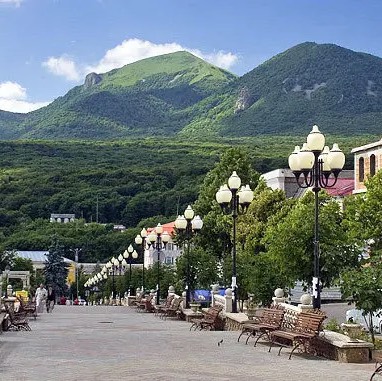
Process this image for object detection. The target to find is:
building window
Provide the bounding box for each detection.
[359,157,365,182]
[370,154,376,177]
[165,257,173,265]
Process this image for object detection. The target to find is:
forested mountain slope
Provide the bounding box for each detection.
[1,43,381,139]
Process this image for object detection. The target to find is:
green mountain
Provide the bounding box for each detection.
[6,51,236,139]
[1,43,382,140]
[184,42,382,137]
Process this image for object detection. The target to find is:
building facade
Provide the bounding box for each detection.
[144,222,182,268]
[261,168,354,199]
[351,138,382,194]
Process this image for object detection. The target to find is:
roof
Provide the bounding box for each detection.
[351,139,382,153]
[324,178,354,197]
[147,221,175,235]
[16,251,74,263]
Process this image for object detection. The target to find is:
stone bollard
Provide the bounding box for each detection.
[181,291,187,309]
[298,293,313,312]
[272,288,287,305]
[225,288,233,313]
[168,285,175,295]
[6,284,13,298]
[211,284,219,307]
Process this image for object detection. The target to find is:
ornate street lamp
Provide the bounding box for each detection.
[288,125,345,309]
[216,171,254,313]
[135,227,148,292]
[148,223,170,305]
[175,205,203,308]
[124,245,138,296]
[3,265,10,298]
[106,257,119,299]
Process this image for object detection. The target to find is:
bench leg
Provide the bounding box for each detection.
[254,332,267,347]
[237,330,246,342]
[370,363,382,381]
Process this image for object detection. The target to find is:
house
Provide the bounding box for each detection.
[351,138,382,194]
[145,222,182,268]
[261,168,354,200]
[50,213,75,223]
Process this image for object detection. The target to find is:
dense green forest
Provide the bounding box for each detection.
[0,134,377,264]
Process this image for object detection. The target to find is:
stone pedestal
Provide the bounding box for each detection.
[127,296,136,306]
[272,288,287,305]
[319,330,373,363]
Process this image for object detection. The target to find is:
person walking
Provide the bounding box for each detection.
[46,286,56,313]
[35,284,47,313]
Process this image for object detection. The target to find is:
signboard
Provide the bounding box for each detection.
[67,262,76,284]
[16,290,29,300]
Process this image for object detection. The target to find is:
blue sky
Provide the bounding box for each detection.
[0,0,381,113]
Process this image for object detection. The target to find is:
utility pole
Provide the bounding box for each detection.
[74,248,81,298]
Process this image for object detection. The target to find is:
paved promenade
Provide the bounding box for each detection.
[0,305,376,381]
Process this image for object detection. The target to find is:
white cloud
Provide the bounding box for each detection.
[202,51,239,71]
[0,81,50,113]
[86,38,239,74]
[42,56,81,81]
[0,0,23,7]
[0,81,26,100]
[0,99,50,113]
[42,38,239,82]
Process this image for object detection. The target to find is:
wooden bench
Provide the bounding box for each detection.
[3,303,31,331]
[16,296,37,320]
[189,305,223,331]
[237,305,285,345]
[136,294,155,313]
[160,297,184,320]
[130,294,144,308]
[268,311,326,359]
[154,294,175,317]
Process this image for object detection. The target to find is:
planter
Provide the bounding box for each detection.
[189,303,200,313]
[341,323,363,339]
[246,308,258,320]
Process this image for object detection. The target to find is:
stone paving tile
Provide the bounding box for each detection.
[0,305,376,381]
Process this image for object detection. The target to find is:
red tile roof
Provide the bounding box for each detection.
[324,178,354,197]
[147,221,176,235]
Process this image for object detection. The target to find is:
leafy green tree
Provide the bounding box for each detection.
[263,191,358,290]
[175,246,218,296]
[341,260,382,346]
[0,249,16,269]
[11,257,35,291]
[343,170,382,257]
[236,184,292,305]
[44,237,69,296]
[193,147,260,285]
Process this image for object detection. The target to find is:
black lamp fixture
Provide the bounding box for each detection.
[124,245,138,296]
[134,227,148,293]
[175,205,203,309]
[147,224,170,305]
[288,125,345,309]
[216,172,254,313]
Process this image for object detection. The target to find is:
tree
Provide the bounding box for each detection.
[44,237,69,296]
[236,184,292,305]
[263,191,359,291]
[193,147,260,287]
[343,170,382,257]
[12,256,36,291]
[341,260,382,346]
[175,246,218,295]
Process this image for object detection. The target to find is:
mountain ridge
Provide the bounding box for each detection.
[1,43,382,140]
